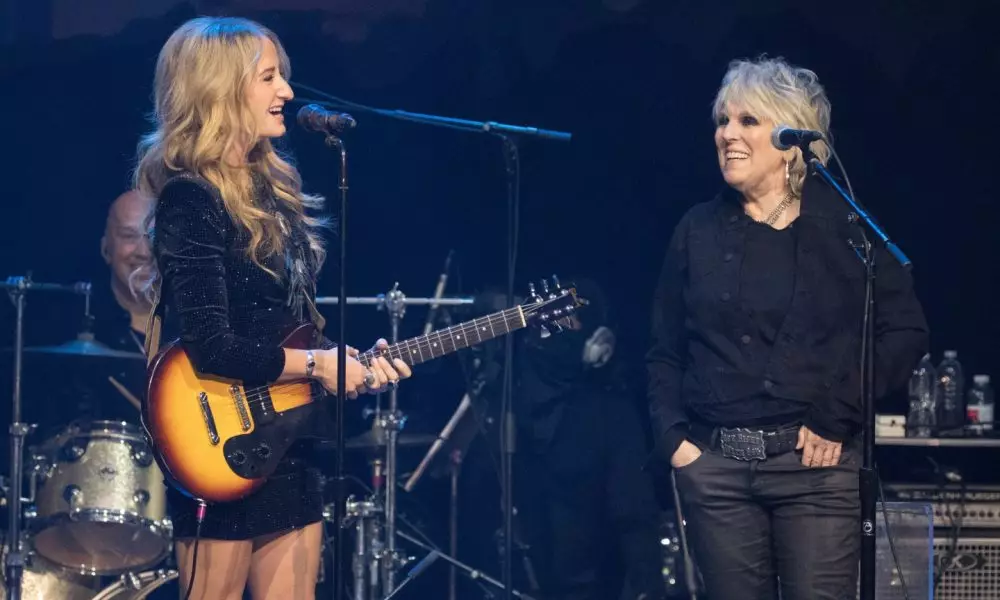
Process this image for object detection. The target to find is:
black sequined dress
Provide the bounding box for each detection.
[153,172,326,540]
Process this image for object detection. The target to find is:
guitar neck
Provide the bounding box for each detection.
[357,305,526,367]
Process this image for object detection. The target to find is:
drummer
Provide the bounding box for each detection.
[95,189,154,353]
[81,189,153,421]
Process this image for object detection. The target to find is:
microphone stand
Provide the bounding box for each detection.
[804,149,911,600]
[324,131,351,600]
[293,83,571,599]
[2,275,91,600]
[499,134,518,600]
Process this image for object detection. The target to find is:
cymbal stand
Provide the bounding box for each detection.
[343,496,381,600]
[315,290,473,598]
[1,275,91,600]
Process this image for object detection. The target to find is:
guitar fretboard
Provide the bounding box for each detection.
[357,306,525,367]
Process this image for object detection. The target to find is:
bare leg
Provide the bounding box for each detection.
[175,537,253,600]
[248,522,324,600]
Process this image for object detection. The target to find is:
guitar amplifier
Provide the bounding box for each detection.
[933,536,1000,600]
[882,484,1000,529]
[880,485,1000,599]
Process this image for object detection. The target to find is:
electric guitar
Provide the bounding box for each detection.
[143,279,583,503]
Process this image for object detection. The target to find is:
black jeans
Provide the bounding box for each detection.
[674,439,860,600]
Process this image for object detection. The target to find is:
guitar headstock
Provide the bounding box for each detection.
[523,275,587,337]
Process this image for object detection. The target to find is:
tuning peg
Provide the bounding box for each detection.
[539,279,550,296]
[551,275,562,291]
[527,282,541,303]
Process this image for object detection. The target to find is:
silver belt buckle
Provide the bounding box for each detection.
[719,427,767,461]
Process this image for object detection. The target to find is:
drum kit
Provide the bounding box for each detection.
[2,273,544,600]
[2,276,177,599]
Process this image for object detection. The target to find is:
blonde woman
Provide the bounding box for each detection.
[646,57,928,599]
[135,17,411,599]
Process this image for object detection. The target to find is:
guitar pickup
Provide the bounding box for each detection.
[198,391,220,445]
[230,384,252,432]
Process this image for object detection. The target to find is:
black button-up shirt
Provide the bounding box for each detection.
[646,174,929,460]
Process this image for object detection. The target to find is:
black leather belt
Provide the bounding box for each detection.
[689,421,801,461]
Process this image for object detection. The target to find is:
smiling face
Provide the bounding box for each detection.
[246,37,293,140]
[714,103,788,198]
[102,190,153,302]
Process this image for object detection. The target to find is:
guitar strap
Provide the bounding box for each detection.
[303,292,327,339]
[143,283,163,366]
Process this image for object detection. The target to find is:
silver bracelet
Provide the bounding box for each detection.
[305,350,316,378]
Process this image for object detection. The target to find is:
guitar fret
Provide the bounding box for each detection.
[344,300,554,370]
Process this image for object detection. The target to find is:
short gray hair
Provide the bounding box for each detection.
[713,56,832,196]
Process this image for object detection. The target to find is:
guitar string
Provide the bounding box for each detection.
[241,308,528,407]
[236,301,557,407]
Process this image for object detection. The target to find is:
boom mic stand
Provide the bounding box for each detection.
[2,275,92,600]
[799,144,911,600]
[292,81,571,600]
[316,289,473,597]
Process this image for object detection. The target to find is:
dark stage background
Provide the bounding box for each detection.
[1,0,997,597]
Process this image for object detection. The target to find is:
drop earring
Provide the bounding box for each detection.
[785,160,791,187]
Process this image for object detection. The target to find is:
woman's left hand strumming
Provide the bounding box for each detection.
[796,425,842,468]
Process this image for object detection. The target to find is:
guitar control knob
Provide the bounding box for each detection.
[255,444,271,460]
[229,450,247,466]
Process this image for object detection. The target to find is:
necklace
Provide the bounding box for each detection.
[750,191,796,226]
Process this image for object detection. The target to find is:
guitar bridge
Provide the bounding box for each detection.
[230,384,252,432]
[198,391,220,445]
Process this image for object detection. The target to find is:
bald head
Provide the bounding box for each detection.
[102,190,153,304]
[105,190,152,234]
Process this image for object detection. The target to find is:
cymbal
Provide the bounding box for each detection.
[19,338,144,361]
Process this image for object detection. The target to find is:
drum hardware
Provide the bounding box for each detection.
[396,530,536,600]
[2,274,93,600]
[341,496,382,600]
[90,568,179,600]
[316,285,474,596]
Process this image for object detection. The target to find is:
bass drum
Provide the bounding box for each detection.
[92,569,179,600]
[30,420,171,574]
[0,544,100,600]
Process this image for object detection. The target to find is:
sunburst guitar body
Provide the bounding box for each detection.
[143,278,583,504]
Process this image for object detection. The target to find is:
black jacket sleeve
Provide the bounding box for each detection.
[154,177,287,382]
[803,241,929,440]
[646,214,691,461]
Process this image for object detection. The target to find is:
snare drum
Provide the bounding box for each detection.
[31,420,172,574]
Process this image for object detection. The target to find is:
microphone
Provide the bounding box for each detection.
[771,126,824,151]
[296,104,357,133]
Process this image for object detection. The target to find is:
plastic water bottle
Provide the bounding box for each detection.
[936,350,965,437]
[907,354,936,438]
[966,375,994,436]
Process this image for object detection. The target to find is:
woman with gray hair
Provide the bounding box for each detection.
[646,56,928,599]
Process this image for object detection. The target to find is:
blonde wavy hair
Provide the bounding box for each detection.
[134,16,325,289]
[712,56,832,197]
